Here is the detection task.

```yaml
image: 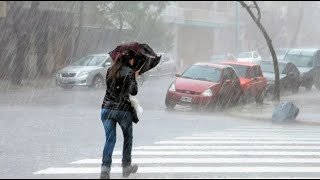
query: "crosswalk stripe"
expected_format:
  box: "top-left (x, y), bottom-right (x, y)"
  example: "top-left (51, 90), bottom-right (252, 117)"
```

top-left (225, 129), bottom-right (320, 132)
top-left (193, 133), bottom-right (320, 136)
top-left (175, 137), bottom-right (320, 140)
top-left (133, 145), bottom-right (320, 150)
top-left (112, 150), bottom-right (320, 156)
top-left (34, 166), bottom-right (320, 174)
top-left (155, 140), bottom-right (320, 144)
top-left (70, 158), bottom-right (320, 164)
top-left (33, 125), bottom-right (320, 177)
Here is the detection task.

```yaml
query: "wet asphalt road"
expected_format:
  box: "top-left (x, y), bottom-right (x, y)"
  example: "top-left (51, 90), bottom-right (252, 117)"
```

top-left (1, 76), bottom-right (320, 179)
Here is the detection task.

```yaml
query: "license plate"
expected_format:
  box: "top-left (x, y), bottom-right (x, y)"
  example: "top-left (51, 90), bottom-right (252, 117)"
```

top-left (181, 96), bottom-right (192, 103)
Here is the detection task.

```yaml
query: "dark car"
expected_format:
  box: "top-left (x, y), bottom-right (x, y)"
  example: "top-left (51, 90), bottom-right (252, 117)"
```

top-left (283, 48), bottom-right (320, 90)
top-left (165, 63), bottom-right (242, 110)
top-left (259, 60), bottom-right (300, 94)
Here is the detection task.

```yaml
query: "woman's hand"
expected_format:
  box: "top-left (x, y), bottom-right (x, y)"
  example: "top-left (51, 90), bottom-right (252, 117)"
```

top-left (135, 71), bottom-right (140, 79)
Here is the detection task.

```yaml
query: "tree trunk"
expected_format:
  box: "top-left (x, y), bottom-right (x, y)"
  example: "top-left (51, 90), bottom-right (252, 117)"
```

top-left (238, 1), bottom-right (280, 101)
top-left (10, 1), bottom-right (29, 86)
top-left (72, 1), bottom-right (84, 59)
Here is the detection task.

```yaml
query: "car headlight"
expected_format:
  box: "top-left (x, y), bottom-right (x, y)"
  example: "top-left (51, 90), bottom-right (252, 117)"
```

top-left (169, 83), bottom-right (176, 92)
top-left (77, 72), bottom-right (89, 77)
top-left (202, 89), bottom-right (213, 97)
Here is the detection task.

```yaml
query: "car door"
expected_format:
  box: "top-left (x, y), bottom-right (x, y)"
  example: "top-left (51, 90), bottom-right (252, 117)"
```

top-left (248, 65), bottom-right (265, 97)
top-left (229, 67), bottom-right (242, 101)
top-left (219, 68), bottom-right (234, 100)
top-left (286, 63), bottom-right (300, 89)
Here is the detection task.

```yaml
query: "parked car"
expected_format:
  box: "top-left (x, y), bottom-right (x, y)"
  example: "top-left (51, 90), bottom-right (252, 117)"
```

top-left (165, 63), bottom-right (242, 110)
top-left (266, 48), bottom-right (291, 61)
top-left (259, 60), bottom-right (300, 94)
top-left (55, 54), bottom-right (112, 89)
top-left (144, 53), bottom-right (177, 79)
top-left (221, 61), bottom-right (267, 104)
top-left (237, 51), bottom-right (262, 63)
top-left (283, 48), bottom-right (320, 90)
top-left (209, 53), bottom-right (237, 62)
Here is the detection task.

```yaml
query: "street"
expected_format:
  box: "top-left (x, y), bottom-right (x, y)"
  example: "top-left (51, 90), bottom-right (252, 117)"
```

top-left (1, 76), bottom-right (320, 179)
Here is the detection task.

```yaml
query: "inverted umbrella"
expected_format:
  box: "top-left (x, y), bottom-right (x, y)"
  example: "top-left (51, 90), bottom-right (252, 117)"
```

top-left (109, 42), bottom-right (161, 75)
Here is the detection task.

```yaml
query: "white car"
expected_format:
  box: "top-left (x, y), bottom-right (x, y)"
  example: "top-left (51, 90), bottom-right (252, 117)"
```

top-left (237, 51), bottom-right (262, 63)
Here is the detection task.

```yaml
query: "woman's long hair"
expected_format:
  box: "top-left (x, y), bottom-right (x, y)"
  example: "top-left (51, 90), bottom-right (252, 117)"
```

top-left (107, 50), bottom-right (136, 80)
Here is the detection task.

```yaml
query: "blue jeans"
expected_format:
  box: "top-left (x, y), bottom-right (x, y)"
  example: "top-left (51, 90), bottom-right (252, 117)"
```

top-left (101, 109), bottom-right (133, 168)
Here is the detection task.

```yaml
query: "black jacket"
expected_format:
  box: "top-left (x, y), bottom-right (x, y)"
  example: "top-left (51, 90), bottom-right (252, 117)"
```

top-left (102, 66), bottom-right (138, 112)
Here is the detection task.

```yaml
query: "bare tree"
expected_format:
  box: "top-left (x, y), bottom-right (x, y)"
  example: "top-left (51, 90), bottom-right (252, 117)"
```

top-left (72, 1), bottom-right (84, 58)
top-left (290, 1), bottom-right (303, 47)
top-left (238, 1), bottom-right (280, 101)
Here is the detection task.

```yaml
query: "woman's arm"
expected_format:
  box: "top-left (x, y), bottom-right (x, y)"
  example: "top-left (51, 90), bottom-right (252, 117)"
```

top-left (128, 71), bottom-right (138, 96)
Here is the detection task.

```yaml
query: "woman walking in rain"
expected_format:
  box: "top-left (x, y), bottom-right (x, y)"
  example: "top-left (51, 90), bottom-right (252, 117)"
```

top-left (100, 49), bottom-right (139, 179)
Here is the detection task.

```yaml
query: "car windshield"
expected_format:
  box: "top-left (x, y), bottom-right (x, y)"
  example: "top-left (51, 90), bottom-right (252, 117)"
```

top-left (227, 64), bottom-right (249, 78)
top-left (181, 65), bottom-right (221, 82)
top-left (238, 52), bottom-right (252, 58)
top-left (260, 61), bottom-right (286, 74)
top-left (72, 56), bottom-right (107, 66)
top-left (284, 54), bottom-right (314, 67)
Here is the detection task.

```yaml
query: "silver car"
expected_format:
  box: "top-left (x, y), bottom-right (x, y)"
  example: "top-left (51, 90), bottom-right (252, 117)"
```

top-left (55, 54), bottom-right (112, 89)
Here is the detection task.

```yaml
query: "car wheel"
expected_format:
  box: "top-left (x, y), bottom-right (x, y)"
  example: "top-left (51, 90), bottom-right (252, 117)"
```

top-left (314, 72), bottom-right (320, 90)
top-left (241, 91), bottom-right (251, 105)
top-left (305, 82), bottom-right (313, 91)
top-left (165, 98), bottom-right (176, 110)
top-left (255, 90), bottom-right (264, 104)
top-left (89, 75), bottom-right (104, 89)
top-left (216, 95), bottom-right (227, 110)
top-left (292, 83), bottom-right (300, 94)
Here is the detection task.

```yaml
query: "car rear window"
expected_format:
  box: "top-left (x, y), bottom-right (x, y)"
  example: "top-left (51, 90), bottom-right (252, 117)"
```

top-left (284, 53), bottom-right (314, 67)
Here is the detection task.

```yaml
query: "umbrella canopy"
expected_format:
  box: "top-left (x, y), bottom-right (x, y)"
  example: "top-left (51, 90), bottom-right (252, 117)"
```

top-left (109, 42), bottom-right (161, 75)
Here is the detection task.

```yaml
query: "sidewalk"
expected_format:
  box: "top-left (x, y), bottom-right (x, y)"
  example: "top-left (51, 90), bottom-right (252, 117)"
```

top-left (227, 90), bottom-right (320, 125)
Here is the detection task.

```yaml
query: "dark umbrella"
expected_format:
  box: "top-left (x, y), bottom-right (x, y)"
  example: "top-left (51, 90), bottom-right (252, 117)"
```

top-left (108, 42), bottom-right (161, 75)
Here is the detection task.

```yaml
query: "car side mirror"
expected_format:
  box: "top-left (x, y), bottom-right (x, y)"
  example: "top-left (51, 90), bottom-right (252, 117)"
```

top-left (175, 73), bottom-right (181, 77)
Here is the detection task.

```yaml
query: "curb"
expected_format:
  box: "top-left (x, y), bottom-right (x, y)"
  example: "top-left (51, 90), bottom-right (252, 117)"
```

top-left (226, 106), bottom-right (320, 126)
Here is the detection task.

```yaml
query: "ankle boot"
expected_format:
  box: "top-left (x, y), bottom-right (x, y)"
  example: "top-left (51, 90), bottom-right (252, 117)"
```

top-left (100, 166), bottom-right (110, 179)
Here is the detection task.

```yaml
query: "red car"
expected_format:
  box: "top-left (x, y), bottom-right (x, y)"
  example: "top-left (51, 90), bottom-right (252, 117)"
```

top-left (165, 63), bottom-right (243, 110)
top-left (220, 61), bottom-right (267, 103)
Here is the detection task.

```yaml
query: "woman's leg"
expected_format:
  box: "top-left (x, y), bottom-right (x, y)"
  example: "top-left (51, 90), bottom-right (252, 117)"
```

top-left (100, 109), bottom-right (117, 178)
top-left (118, 111), bottom-right (133, 167)
top-left (118, 111), bottom-right (138, 177)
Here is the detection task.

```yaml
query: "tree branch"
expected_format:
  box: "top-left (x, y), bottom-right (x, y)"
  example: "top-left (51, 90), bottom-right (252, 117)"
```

top-left (253, 1), bottom-right (261, 22)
